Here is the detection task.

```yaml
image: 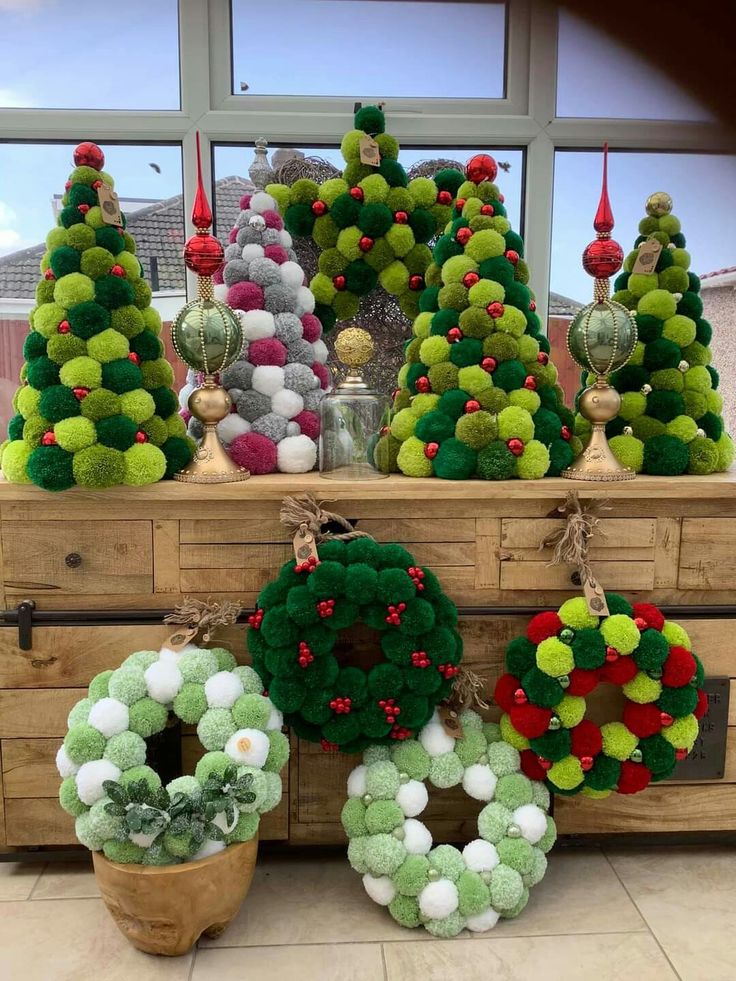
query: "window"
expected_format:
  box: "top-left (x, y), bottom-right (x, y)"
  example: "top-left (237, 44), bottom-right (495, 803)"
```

top-left (556, 11), bottom-right (712, 121)
top-left (230, 0), bottom-right (507, 99)
top-left (0, 0), bottom-right (180, 110)
top-left (0, 143), bottom-right (185, 434)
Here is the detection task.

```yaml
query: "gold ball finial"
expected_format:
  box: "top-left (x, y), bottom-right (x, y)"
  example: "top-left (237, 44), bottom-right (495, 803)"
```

top-left (334, 327), bottom-right (374, 369)
top-left (645, 192), bottom-right (673, 218)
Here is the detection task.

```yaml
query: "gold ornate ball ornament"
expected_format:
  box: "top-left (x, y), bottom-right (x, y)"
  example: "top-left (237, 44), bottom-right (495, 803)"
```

top-left (334, 327), bottom-right (375, 370)
top-left (645, 191), bottom-right (673, 217)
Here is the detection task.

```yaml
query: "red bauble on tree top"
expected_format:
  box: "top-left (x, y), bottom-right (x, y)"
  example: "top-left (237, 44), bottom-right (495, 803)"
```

top-left (183, 132), bottom-right (224, 277)
top-left (582, 142), bottom-right (624, 281)
top-left (73, 141), bottom-right (105, 171)
top-left (465, 153), bottom-right (498, 185)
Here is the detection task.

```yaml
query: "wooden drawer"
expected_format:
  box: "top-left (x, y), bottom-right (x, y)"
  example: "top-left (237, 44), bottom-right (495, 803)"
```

top-left (2, 521), bottom-right (153, 595)
top-left (498, 517), bottom-right (657, 591)
top-left (679, 518), bottom-right (736, 590)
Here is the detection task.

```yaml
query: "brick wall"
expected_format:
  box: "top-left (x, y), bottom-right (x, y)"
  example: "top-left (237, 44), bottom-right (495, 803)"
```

top-left (701, 285), bottom-right (736, 438)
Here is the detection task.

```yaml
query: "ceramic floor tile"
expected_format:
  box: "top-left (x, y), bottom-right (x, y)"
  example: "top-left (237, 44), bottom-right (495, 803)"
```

top-left (384, 932), bottom-right (678, 981)
top-left (606, 844), bottom-right (736, 981)
top-left (0, 860), bottom-right (44, 901)
top-left (0, 898), bottom-right (193, 981)
top-left (192, 943), bottom-right (385, 981)
top-left (32, 859), bottom-right (99, 900)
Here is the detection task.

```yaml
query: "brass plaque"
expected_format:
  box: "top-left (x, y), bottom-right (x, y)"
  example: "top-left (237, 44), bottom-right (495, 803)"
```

top-left (671, 676), bottom-right (730, 781)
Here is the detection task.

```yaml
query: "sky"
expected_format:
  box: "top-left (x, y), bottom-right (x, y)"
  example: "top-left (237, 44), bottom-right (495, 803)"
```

top-left (0, 1), bottom-right (733, 305)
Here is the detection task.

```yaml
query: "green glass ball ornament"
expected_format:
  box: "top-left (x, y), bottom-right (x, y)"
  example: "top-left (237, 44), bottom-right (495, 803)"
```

top-left (427, 868), bottom-right (440, 881)
top-left (507, 824), bottom-right (522, 838)
top-left (559, 628), bottom-right (575, 644)
top-left (171, 298), bottom-right (243, 374)
top-left (630, 748), bottom-right (643, 764)
top-left (548, 716), bottom-right (561, 731)
top-left (558, 675), bottom-right (571, 689)
top-left (567, 299), bottom-right (637, 376)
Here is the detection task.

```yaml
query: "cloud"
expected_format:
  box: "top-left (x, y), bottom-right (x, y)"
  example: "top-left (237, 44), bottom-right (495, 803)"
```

top-left (0, 229), bottom-right (21, 252)
top-left (0, 0), bottom-right (50, 9)
top-left (0, 87), bottom-right (34, 108)
top-left (0, 202), bottom-right (18, 226)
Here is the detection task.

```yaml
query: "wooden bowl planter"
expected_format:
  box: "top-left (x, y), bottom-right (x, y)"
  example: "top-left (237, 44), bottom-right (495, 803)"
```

top-left (93, 837), bottom-right (258, 956)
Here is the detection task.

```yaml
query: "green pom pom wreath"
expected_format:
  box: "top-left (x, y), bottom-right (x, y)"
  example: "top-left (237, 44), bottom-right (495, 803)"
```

top-left (267, 106), bottom-right (450, 334)
top-left (3, 142), bottom-right (191, 490)
top-left (376, 166), bottom-right (570, 478)
top-left (58, 638), bottom-right (288, 864)
top-left (248, 540), bottom-right (462, 751)
top-left (344, 708), bottom-right (555, 935)
top-left (496, 594), bottom-right (706, 797)
top-left (580, 199), bottom-right (732, 473)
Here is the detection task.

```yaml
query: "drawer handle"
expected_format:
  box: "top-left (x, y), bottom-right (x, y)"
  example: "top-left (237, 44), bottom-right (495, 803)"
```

top-left (65, 552), bottom-right (82, 569)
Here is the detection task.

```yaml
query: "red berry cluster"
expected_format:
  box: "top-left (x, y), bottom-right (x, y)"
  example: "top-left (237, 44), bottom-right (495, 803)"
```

top-left (378, 698), bottom-right (401, 724)
top-left (248, 607), bottom-right (264, 629)
top-left (390, 725), bottom-right (412, 740)
top-left (438, 664), bottom-right (460, 679)
top-left (411, 650), bottom-right (430, 668)
top-left (385, 602), bottom-right (406, 625)
top-left (320, 739), bottom-right (339, 752)
top-left (295, 555), bottom-right (319, 574)
top-left (408, 567), bottom-right (425, 591)
top-left (297, 641), bottom-right (314, 668)
top-left (330, 696), bottom-right (352, 714)
top-left (317, 598), bottom-right (335, 618)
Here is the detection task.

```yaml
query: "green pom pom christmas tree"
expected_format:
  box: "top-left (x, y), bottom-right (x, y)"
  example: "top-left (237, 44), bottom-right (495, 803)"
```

top-left (266, 105), bottom-right (464, 333)
top-left (376, 155), bottom-right (577, 480)
top-left (576, 192), bottom-right (734, 475)
top-left (1, 142), bottom-right (193, 491)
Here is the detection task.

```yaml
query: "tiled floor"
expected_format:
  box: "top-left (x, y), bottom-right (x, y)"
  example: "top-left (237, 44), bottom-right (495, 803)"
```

top-left (0, 844), bottom-right (733, 981)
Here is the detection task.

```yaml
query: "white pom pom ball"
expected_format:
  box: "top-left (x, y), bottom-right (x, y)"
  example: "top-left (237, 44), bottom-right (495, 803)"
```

top-left (418, 879), bottom-right (458, 919)
top-left (56, 744), bottom-right (79, 779)
top-left (402, 818), bottom-right (432, 855)
top-left (277, 434), bottom-right (317, 473)
top-left (218, 413), bottom-right (251, 445)
top-left (465, 907), bottom-right (500, 932)
top-left (419, 723), bottom-right (455, 758)
top-left (512, 803), bottom-right (548, 844)
top-left (144, 660), bottom-right (183, 704)
top-left (213, 283), bottom-right (228, 302)
top-left (192, 839), bottom-right (227, 862)
top-left (75, 759), bottom-right (121, 806)
top-left (462, 839), bottom-right (499, 873)
top-left (312, 338), bottom-right (329, 364)
top-left (250, 191), bottom-right (276, 213)
top-left (252, 365), bottom-right (285, 396)
top-left (279, 230), bottom-right (293, 248)
top-left (241, 243), bottom-right (264, 263)
top-left (295, 285), bottom-right (315, 315)
top-left (204, 670), bottom-right (244, 709)
top-left (178, 382), bottom-right (195, 411)
top-left (158, 641), bottom-right (198, 663)
top-left (87, 698), bottom-right (129, 738)
top-left (265, 705), bottom-right (283, 730)
top-left (224, 728), bottom-right (270, 767)
top-left (347, 764), bottom-right (367, 798)
top-left (279, 261), bottom-right (305, 289)
top-left (362, 874), bottom-right (396, 906)
top-left (271, 388), bottom-right (304, 419)
top-left (241, 309), bottom-right (275, 340)
top-left (130, 831), bottom-right (158, 849)
top-left (462, 763), bottom-right (498, 802)
top-left (396, 779), bottom-right (428, 817)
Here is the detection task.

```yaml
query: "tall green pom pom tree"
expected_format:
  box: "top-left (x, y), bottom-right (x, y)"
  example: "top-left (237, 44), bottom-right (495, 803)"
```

top-left (1, 142), bottom-right (194, 491)
top-left (577, 193), bottom-right (734, 475)
top-left (266, 105), bottom-right (464, 333)
top-left (376, 156), bottom-right (577, 480)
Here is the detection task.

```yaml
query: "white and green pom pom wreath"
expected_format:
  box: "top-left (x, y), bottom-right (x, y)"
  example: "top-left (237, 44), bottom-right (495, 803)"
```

top-left (342, 709), bottom-right (556, 937)
top-left (57, 640), bottom-right (289, 865)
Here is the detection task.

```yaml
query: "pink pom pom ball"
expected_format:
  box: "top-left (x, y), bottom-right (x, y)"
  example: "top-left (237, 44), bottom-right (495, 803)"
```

top-left (301, 313), bottom-right (321, 343)
top-left (293, 410), bottom-right (320, 439)
top-left (228, 228), bottom-right (238, 244)
top-left (227, 281), bottom-right (264, 311)
top-left (264, 245), bottom-right (288, 265)
top-left (229, 432), bottom-right (277, 474)
top-left (312, 362), bottom-right (331, 389)
top-left (249, 337), bottom-right (288, 367)
top-left (262, 210), bottom-right (283, 230)
top-left (181, 409), bottom-right (192, 424)
top-left (212, 266), bottom-right (224, 285)
top-left (239, 194), bottom-right (252, 209)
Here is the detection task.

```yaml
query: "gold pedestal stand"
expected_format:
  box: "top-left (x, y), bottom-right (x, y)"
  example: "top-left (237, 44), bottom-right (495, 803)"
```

top-left (174, 376), bottom-right (249, 483)
top-left (563, 378), bottom-right (634, 481)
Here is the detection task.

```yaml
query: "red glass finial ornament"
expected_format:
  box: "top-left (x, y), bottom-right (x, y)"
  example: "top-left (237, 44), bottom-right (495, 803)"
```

top-left (183, 131), bottom-right (224, 277)
top-left (73, 141), bottom-right (105, 171)
top-left (466, 153), bottom-right (498, 185)
top-left (582, 143), bottom-right (624, 281)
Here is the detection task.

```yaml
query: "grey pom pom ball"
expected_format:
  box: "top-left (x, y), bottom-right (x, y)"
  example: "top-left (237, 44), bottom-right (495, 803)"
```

top-left (284, 362), bottom-right (318, 395)
top-left (273, 312), bottom-right (303, 344)
top-left (236, 390), bottom-right (271, 422)
top-left (224, 243), bottom-right (242, 261)
top-left (264, 284), bottom-right (296, 314)
top-left (221, 360), bottom-right (254, 391)
top-left (251, 411), bottom-right (288, 443)
top-left (303, 389), bottom-right (325, 411)
top-left (236, 226), bottom-right (262, 247)
top-left (287, 339), bottom-right (315, 366)
top-left (248, 257), bottom-right (282, 287)
top-left (261, 229), bottom-right (282, 246)
top-left (223, 259), bottom-right (250, 286)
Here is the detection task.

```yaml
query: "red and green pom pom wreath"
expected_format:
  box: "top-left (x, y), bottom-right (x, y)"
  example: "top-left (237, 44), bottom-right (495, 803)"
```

top-left (247, 538), bottom-right (463, 753)
top-left (495, 594), bottom-right (706, 798)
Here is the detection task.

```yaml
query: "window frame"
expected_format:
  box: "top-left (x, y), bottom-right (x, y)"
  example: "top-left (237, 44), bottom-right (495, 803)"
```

top-left (0, 0), bottom-right (732, 324)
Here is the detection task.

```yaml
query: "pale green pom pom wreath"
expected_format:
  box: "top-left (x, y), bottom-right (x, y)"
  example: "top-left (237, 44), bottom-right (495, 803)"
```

top-left (343, 708), bottom-right (555, 935)
top-left (58, 641), bottom-right (288, 864)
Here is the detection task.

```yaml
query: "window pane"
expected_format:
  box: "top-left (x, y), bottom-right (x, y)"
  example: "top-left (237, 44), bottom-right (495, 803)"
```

top-left (549, 151), bottom-right (736, 413)
top-left (0, 143), bottom-right (185, 436)
top-left (556, 11), bottom-right (712, 121)
top-left (231, 0), bottom-right (506, 98)
top-left (0, 1), bottom-right (180, 110)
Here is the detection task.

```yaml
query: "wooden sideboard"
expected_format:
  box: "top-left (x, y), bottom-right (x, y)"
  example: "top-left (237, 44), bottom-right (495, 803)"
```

top-left (0, 472), bottom-right (735, 850)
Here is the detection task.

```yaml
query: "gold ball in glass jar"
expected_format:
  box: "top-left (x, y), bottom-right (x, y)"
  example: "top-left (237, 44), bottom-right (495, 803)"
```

top-left (335, 327), bottom-right (374, 369)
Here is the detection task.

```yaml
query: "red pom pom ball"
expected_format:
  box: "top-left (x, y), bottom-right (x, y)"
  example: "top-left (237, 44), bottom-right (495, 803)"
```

top-left (527, 611), bottom-right (562, 645)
